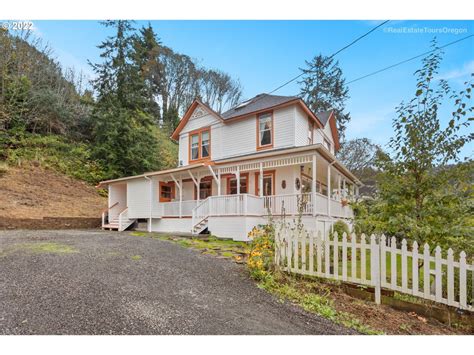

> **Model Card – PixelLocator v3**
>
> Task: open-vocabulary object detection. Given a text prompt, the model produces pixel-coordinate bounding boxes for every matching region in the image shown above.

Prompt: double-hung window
[189,128,211,162]
[257,112,273,149]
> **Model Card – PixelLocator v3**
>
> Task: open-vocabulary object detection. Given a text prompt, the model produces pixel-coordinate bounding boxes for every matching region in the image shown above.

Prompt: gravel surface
[0,229,356,335]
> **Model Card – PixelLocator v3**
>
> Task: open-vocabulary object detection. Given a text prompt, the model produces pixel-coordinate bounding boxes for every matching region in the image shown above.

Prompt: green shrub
[3,130,106,184]
[331,220,350,238]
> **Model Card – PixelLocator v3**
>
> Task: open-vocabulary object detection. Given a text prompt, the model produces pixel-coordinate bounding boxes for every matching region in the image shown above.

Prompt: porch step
[192,217,209,234]
[102,218,136,231]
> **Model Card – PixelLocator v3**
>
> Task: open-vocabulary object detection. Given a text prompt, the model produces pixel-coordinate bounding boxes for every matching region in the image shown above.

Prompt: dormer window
[257,112,273,150]
[189,128,211,162]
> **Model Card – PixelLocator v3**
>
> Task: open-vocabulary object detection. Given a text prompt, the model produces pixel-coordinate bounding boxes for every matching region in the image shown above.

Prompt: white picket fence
[274,226,474,311]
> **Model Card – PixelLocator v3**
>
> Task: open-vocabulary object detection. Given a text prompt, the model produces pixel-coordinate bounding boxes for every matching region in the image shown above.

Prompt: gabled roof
[315,110,332,126]
[170,94,341,151]
[315,110,341,152]
[221,94,299,120]
[170,99,223,140]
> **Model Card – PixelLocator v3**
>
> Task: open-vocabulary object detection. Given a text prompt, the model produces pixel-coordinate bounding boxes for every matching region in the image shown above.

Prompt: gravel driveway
[0,229,355,335]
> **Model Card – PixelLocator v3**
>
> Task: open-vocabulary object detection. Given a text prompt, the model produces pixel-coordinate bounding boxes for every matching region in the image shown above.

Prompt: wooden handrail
[118,206,128,215]
[101,202,119,214]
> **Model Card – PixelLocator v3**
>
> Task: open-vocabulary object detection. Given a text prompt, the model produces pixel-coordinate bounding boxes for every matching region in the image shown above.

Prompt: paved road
[0,229,355,335]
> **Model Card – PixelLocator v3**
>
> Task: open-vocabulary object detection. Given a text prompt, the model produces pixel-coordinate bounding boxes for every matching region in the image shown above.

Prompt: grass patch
[156,235,249,259]
[130,231,147,237]
[130,255,142,261]
[258,272,383,335]
[11,242,77,255]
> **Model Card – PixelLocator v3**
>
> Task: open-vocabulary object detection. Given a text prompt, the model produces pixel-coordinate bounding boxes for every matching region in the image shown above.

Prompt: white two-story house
[98,94,361,241]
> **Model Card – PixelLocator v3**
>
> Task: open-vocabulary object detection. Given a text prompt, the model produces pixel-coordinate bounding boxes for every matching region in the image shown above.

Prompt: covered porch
[144,146,360,224]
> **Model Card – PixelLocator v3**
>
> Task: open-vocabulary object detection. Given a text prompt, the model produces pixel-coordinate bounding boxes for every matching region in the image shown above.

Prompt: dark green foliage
[2,129,106,183]
[299,55,351,137]
[0,29,92,137]
[1,22,241,184]
[89,21,161,179]
[353,41,473,254]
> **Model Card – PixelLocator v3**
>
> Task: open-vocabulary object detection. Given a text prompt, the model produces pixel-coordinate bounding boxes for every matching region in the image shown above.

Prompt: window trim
[226,172,250,195]
[159,181,175,202]
[188,127,211,163]
[256,111,274,151]
[193,176,213,200]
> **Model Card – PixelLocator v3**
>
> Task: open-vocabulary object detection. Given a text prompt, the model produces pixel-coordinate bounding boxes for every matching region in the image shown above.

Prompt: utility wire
[234,20,390,106]
[266,20,390,95]
[346,34,474,85]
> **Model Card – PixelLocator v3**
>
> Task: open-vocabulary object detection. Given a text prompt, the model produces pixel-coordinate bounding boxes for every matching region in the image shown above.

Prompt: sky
[10,19,474,157]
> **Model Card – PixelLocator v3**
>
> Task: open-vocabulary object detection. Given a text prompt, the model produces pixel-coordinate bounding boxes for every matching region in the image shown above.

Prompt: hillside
[0,165,106,219]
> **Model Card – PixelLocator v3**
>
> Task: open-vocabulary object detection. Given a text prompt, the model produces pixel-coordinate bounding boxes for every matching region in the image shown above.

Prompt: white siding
[178,133,188,166]
[294,106,310,147]
[207,216,265,241]
[178,104,303,163]
[216,117,256,159]
[108,183,127,219]
[180,108,221,134]
[274,106,296,149]
[127,178,151,219]
[150,218,192,233]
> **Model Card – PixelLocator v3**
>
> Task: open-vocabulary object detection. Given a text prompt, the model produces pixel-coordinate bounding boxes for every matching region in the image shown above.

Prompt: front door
[255,171,275,196]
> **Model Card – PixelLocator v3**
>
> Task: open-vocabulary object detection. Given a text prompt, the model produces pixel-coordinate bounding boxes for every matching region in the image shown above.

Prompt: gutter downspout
[144,176,152,232]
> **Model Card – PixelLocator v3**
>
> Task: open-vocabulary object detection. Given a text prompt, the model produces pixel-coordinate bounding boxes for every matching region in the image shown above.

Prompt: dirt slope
[0,166,106,219]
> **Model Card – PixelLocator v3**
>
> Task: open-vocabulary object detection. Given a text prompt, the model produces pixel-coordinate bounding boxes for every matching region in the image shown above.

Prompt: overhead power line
[267,20,390,95]
[234,20,390,106]
[346,34,474,85]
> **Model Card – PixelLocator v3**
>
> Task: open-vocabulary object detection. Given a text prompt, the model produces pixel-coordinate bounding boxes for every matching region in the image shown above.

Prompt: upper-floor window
[189,128,211,162]
[308,120,314,145]
[323,138,331,152]
[257,112,273,150]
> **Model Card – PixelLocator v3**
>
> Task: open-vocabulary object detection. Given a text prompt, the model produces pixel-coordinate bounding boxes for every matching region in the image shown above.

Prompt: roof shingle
[221,94,298,120]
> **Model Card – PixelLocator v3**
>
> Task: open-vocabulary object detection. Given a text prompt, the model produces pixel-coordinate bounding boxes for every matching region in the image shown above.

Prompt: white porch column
[170,173,182,218]
[188,170,200,202]
[208,165,220,197]
[236,166,241,214]
[312,154,317,217]
[337,174,342,201]
[259,162,263,197]
[144,176,152,232]
[197,174,200,202]
[327,164,331,217]
[217,169,221,196]
[343,178,347,199]
[236,166,240,195]
[179,178,183,218]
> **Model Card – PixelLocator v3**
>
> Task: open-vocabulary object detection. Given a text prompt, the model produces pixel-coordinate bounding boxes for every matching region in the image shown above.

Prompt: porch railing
[101,202,119,228]
[162,192,353,222]
[264,193,313,215]
[162,200,198,217]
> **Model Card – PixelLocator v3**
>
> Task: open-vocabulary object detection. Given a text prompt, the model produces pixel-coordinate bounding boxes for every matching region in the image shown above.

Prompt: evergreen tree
[89,20,160,178]
[299,55,351,137]
[130,24,163,123]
